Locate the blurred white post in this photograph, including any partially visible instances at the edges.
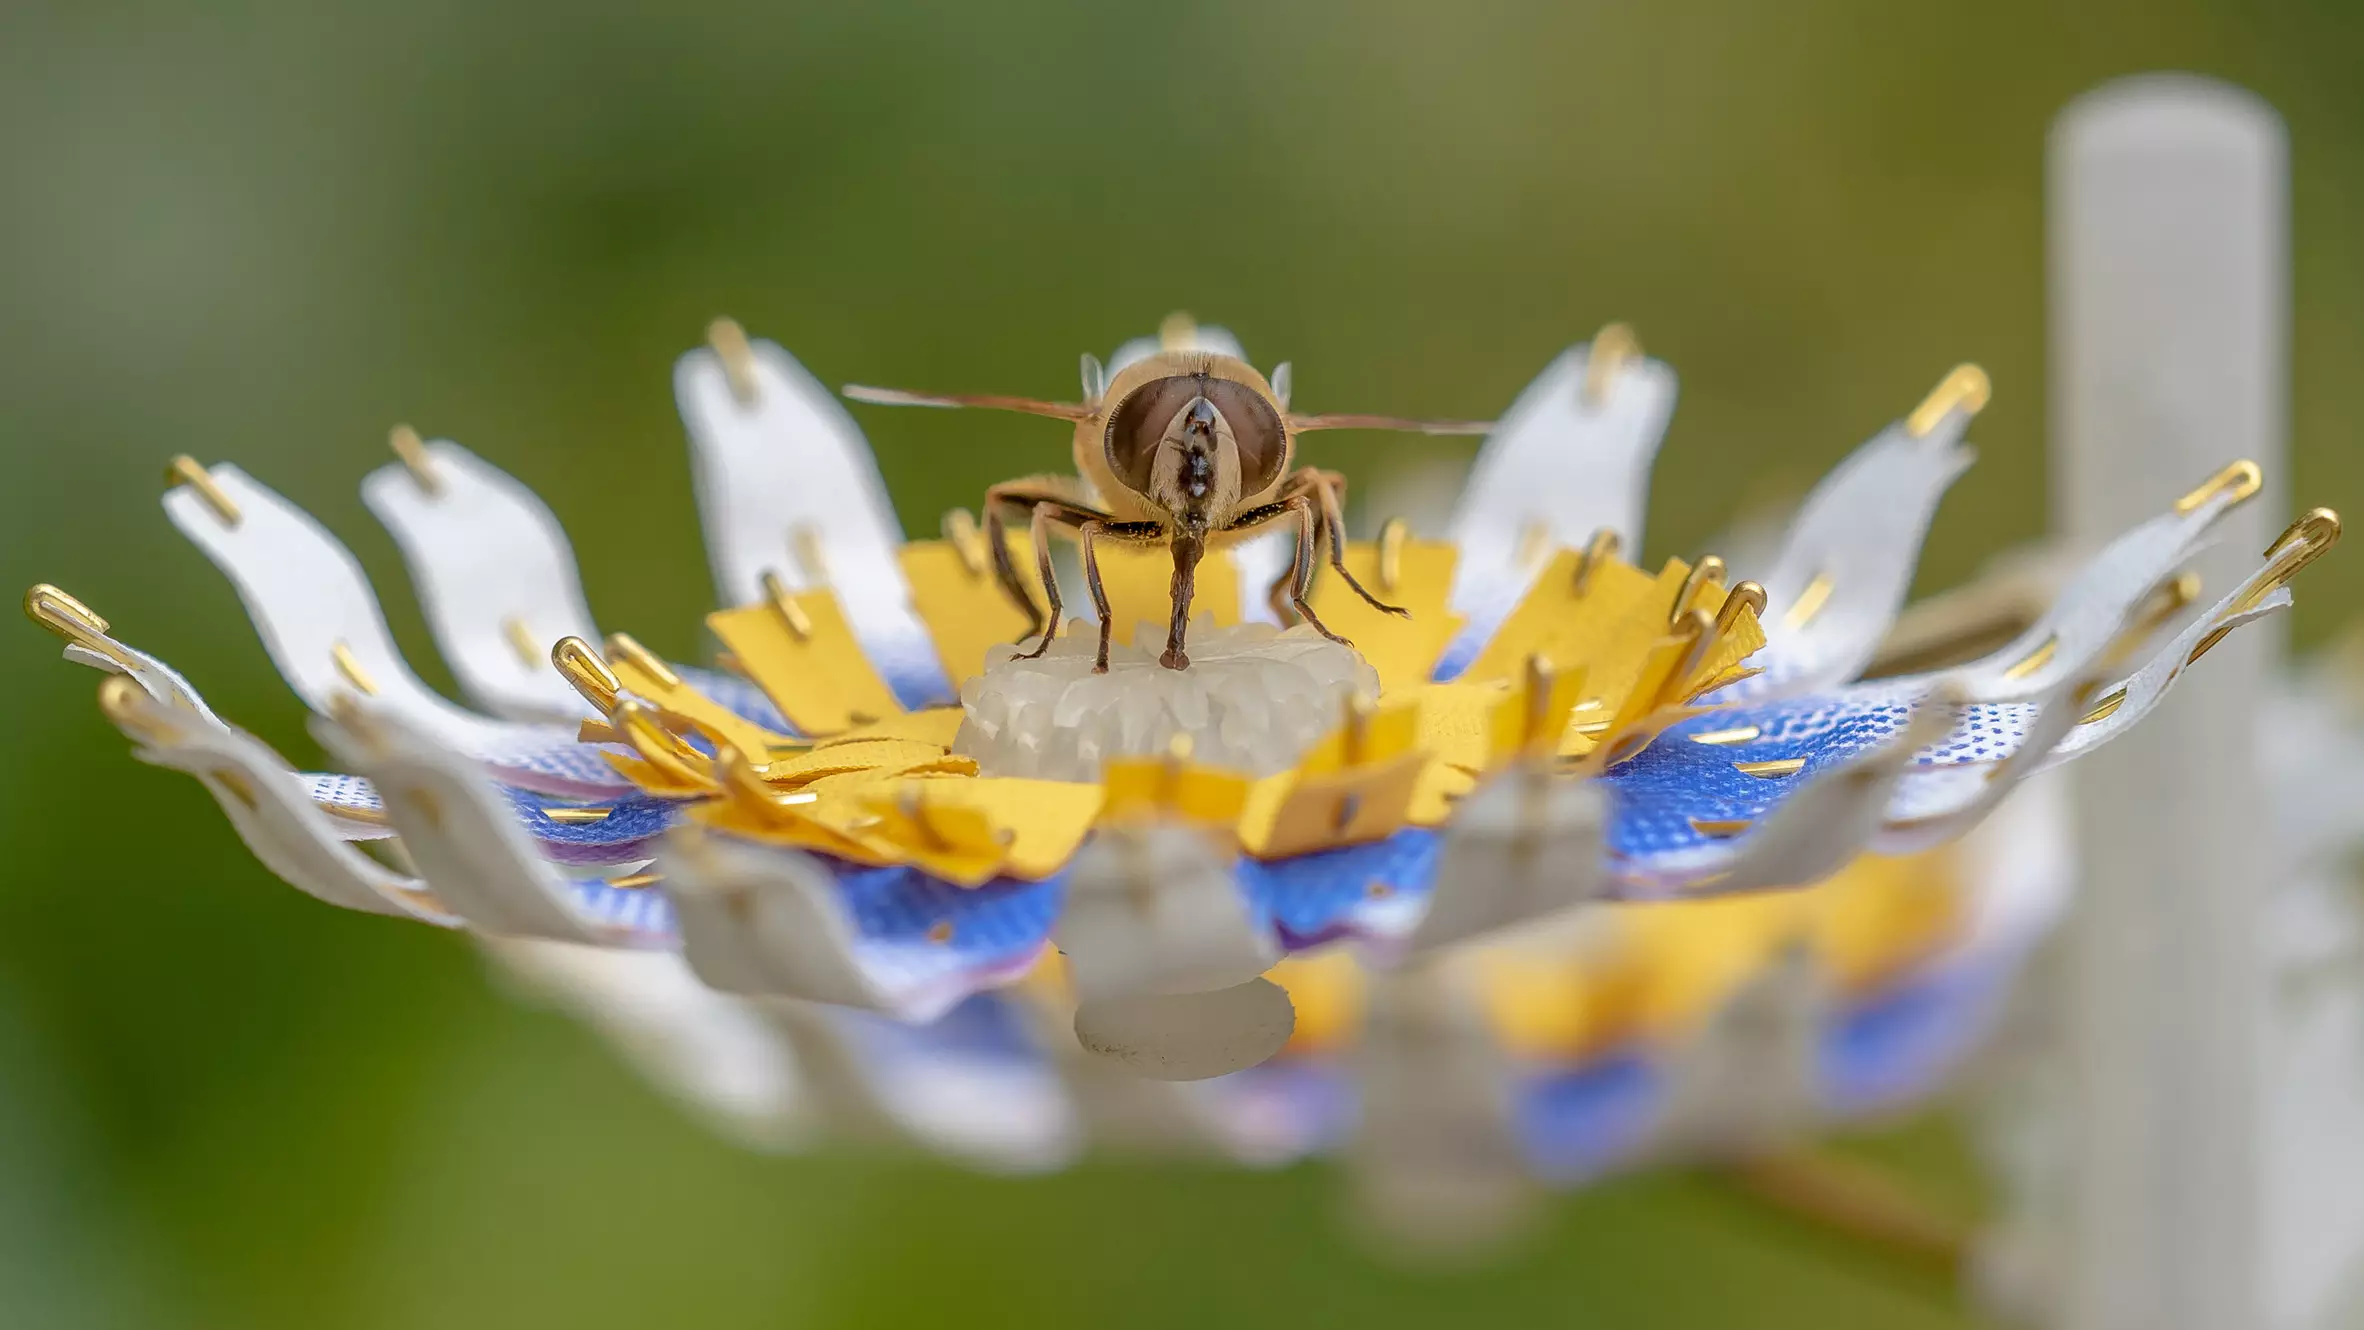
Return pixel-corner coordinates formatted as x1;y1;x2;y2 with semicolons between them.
2049;76;2287;1330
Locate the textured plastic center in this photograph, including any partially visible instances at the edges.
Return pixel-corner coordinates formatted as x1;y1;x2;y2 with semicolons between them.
954;618;1379;781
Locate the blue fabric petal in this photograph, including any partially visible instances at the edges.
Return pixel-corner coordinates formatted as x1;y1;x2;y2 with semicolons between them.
1515;1048;1665;1184
1233;830;1443;948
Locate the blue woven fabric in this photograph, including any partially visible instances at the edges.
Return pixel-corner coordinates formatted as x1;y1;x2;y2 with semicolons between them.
1515;1048;1664;1185
1232;830;1443;948
1818;955;2016;1115
675;665;797;734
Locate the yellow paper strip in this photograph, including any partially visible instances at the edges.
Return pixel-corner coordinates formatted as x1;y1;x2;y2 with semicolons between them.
1304;537;1464;695
708;590;904;736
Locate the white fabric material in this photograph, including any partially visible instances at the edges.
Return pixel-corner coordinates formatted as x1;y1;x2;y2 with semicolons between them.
1650;947;1828;1156
1229;529;1292;626
1895;483;2246;702
1442;340;1679;647
663;833;1024;1024
1733;406;1977;696
1880;676;2089;851
362;441;599;722
1408;769;1609;955
483;939;809;1151
313;705;619;943
2048;569;2295;763
165;464;591;767
831;1009;1081;1171
1056;824;1275;1003
103;687;452;923
675;334;947;698
2261;670;2364;872
662;835;898;1011
1347;966;1538;1251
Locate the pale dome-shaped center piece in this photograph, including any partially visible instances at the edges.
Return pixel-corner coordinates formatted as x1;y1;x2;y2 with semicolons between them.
953;618;1380;781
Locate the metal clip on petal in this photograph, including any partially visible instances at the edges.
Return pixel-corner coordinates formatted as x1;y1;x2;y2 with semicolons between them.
166;455;242;526
25;583;139;671
1904;364;1991;439
707;317;760;405
1581;322;1640;408
2187;507;2340;664
388;424;442;495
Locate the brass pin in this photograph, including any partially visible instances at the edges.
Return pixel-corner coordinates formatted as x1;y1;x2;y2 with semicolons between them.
1521;654;1557;751
716;744;821;809
1735;757;1808;778
1671;555;1727;625
1517;518;1553;568
2188;507;2341;664
1571;528;1622;596
612;700;710;784
1715;580;1768;635
502;616;540;668
942;509;990;577
166;456;241;526
542;806;611;825
551;636;623;712
604;633;682;691
2000;635;2059;682
389;424;441;495
24;583;139;670
1671;608;1721;689
1689;817;1752;839
1905;364;1991;438
96;673;173;743
2173;459;2264;515
1689;724;1762;746
607;872;662;890
1341;692;1377;767
1376;517;1408;595
759;571;815;641
2080;686;2128;725
790;524;830;587
1784;571;1835;628
331;641;380;695
708;317;760;405
1582;323;1640;408
899;786;949;852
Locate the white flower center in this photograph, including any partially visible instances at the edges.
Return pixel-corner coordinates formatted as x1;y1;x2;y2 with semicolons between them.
953;618;1379;781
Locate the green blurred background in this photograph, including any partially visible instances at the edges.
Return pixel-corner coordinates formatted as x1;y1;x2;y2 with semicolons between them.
3;2;2362;1325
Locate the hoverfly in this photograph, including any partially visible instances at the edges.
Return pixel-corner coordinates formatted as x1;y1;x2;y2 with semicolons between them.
846;333;1491;672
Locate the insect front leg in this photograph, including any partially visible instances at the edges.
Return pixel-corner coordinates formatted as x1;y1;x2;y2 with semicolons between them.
1160;534;1207;670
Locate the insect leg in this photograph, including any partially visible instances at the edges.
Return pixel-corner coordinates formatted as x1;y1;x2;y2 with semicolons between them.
981;500;1046;642
1274;495;1352;649
1013;502;1071;661
1157;534;1209;670
981;485;1118;647
1302;468;1409;618
1078;521;1115;673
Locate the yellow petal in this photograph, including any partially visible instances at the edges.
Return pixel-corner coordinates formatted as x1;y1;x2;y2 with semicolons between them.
709;589;904;736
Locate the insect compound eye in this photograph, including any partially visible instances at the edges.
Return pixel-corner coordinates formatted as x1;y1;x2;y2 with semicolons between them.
1197;378;1287;495
1102;373;1290;499
1102;375;1204;496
